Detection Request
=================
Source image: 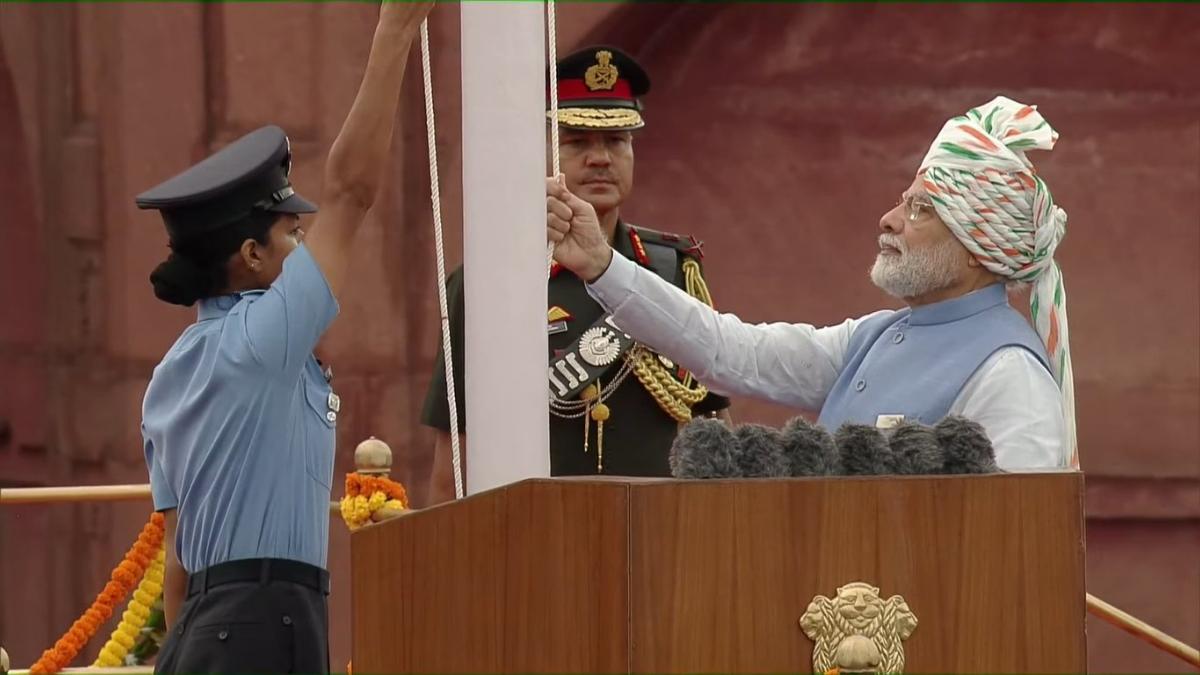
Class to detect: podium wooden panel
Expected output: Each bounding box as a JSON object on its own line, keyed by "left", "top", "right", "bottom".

{"left": 352, "top": 474, "right": 1085, "bottom": 673}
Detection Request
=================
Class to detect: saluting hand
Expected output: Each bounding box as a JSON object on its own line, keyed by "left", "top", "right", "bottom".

{"left": 546, "top": 176, "right": 614, "bottom": 282}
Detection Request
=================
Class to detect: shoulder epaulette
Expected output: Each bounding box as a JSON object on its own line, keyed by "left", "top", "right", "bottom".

{"left": 627, "top": 223, "right": 705, "bottom": 260}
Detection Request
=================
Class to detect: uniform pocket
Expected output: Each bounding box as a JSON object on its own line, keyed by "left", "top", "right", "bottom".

{"left": 302, "top": 373, "right": 336, "bottom": 489}
{"left": 177, "top": 621, "right": 293, "bottom": 674}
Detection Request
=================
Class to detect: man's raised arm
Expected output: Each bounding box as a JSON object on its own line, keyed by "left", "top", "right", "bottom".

{"left": 546, "top": 176, "right": 850, "bottom": 410}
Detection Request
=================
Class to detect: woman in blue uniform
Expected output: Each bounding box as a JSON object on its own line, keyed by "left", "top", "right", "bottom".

{"left": 135, "top": 2, "right": 431, "bottom": 672}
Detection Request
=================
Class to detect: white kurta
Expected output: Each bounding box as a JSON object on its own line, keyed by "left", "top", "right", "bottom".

{"left": 587, "top": 252, "right": 1067, "bottom": 470}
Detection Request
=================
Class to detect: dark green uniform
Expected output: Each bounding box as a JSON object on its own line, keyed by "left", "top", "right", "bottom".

{"left": 421, "top": 221, "right": 729, "bottom": 476}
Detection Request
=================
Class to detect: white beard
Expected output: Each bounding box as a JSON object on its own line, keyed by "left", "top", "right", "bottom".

{"left": 870, "top": 235, "right": 964, "bottom": 299}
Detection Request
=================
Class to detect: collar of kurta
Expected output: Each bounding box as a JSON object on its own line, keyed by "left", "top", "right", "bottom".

{"left": 197, "top": 290, "right": 266, "bottom": 321}
{"left": 907, "top": 283, "right": 1008, "bottom": 326}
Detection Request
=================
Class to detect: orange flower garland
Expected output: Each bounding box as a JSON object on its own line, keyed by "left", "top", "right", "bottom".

{"left": 340, "top": 473, "right": 409, "bottom": 530}
{"left": 344, "top": 473, "right": 408, "bottom": 505}
{"left": 94, "top": 543, "right": 165, "bottom": 667}
{"left": 30, "top": 512, "right": 165, "bottom": 674}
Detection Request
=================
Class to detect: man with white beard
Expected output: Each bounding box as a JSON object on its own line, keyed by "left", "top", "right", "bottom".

{"left": 546, "top": 96, "right": 1077, "bottom": 470}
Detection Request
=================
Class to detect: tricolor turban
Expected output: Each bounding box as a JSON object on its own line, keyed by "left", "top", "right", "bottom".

{"left": 919, "top": 96, "right": 1077, "bottom": 466}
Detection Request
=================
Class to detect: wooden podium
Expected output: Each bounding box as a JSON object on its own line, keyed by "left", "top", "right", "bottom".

{"left": 352, "top": 474, "right": 1086, "bottom": 673}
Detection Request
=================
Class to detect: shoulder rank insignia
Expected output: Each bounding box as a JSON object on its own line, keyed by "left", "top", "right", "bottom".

{"left": 628, "top": 224, "right": 705, "bottom": 261}
{"left": 585, "top": 50, "right": 619, "bottom": 91}
{"left": 627, "top": 228, "right": 651, "bottom": 267}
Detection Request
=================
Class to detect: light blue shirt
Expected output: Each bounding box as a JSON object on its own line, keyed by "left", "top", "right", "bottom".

{"left": 142, "top": 244, "right": 339, "bottom": 573}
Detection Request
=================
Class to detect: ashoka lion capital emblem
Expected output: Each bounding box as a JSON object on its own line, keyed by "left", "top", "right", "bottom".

{"left": 799, "top": 581, "right": 917, "bottom": 674}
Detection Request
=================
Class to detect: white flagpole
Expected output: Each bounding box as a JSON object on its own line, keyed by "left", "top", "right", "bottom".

{"left": 460, "top": 1, "right": 551, "bottom": 494}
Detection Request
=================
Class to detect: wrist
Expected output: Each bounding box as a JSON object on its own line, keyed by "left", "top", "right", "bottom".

{"left": 583, "top": 247, "right": 614, "bottom": 284}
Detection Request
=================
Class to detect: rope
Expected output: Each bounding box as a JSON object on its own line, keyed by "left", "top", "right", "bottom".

{"left": 420, "top": 19, "right": 463, "bottom": 500}
{"left": 545, "top": 0, "right": 560, "bottom": 275}
{"left": 546, "top": 0, "right": 560, "bottom": 178}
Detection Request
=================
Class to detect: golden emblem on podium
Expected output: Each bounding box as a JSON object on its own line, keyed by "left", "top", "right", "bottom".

{"left": 799, "top": 581, "right": 918, "bottom": 674}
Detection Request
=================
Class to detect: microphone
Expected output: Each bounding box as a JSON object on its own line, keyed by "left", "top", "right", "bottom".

{"left": 935, "top": 415, "right": 1000, "bottom": 474}
{"left": 835, "top": 424, "right": 893, "bottom": 475}
{"left": 780, "top": 417, "right": 840, "bottom": 476}
{"left": 734, "top": 423, "right": 789, "bottom": 477}
{"left": 887, "top": 422, "right": 944, "bottom": 475}
{"left": 669, "top": 417, "right": 740, "bottom": 479}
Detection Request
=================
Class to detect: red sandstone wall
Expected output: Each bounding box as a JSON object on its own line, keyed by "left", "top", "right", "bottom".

{"left": 1, "top": 3, "right": 1196, "bottom": 671}
{"left": 615, "top": 6, "right": 1199, "bottom": 671}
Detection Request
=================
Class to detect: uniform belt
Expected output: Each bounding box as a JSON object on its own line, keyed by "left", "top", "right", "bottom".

{"left": 186, "top": 558, "right": 329, "bottom": 598}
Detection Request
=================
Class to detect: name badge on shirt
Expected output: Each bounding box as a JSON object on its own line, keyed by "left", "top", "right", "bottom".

{"left": 876, "top": 414, "right": 905, "bottom": 429}
{"left": 326, "top": 392, "right": 341, "bottom": 423}
{"left": 548, "top": 306, "right": 572, "bottom": 336}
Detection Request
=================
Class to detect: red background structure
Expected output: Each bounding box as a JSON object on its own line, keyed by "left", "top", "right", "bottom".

{"left": 1, "top": 3, "right": 1197, "bottom": 671}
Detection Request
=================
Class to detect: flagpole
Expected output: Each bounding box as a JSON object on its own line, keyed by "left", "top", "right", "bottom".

{"left": 460, "top": 1, "right": 551, "bottom": 494}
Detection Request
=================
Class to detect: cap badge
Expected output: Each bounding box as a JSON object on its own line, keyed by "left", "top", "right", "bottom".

{"left": 585, "top": 50, "right": 619, "bottom": 92}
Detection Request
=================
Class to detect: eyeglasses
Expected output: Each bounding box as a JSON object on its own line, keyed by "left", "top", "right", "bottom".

{"left": 898, "top": 195, "right": 935, "bottom": 222}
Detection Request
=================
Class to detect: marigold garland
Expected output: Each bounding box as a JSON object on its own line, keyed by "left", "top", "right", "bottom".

{"left": 30, "top": 512, "right": 165, "bottom": 674}
{"left": 94, "top": 545, "right": 166, "bottom": 667}
{"left": 340, "top": 473, "right": 409, "bottom": 531}
{"left": 127, "top": 595, "right": 166, "bottom": 664}
{"left": 345, "top": 473, "right": 408, "bottom": 503}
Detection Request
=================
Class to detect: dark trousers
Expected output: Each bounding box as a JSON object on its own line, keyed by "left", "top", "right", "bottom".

{"left": 155, "top": 558, "right": 330, "bottom": 674}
